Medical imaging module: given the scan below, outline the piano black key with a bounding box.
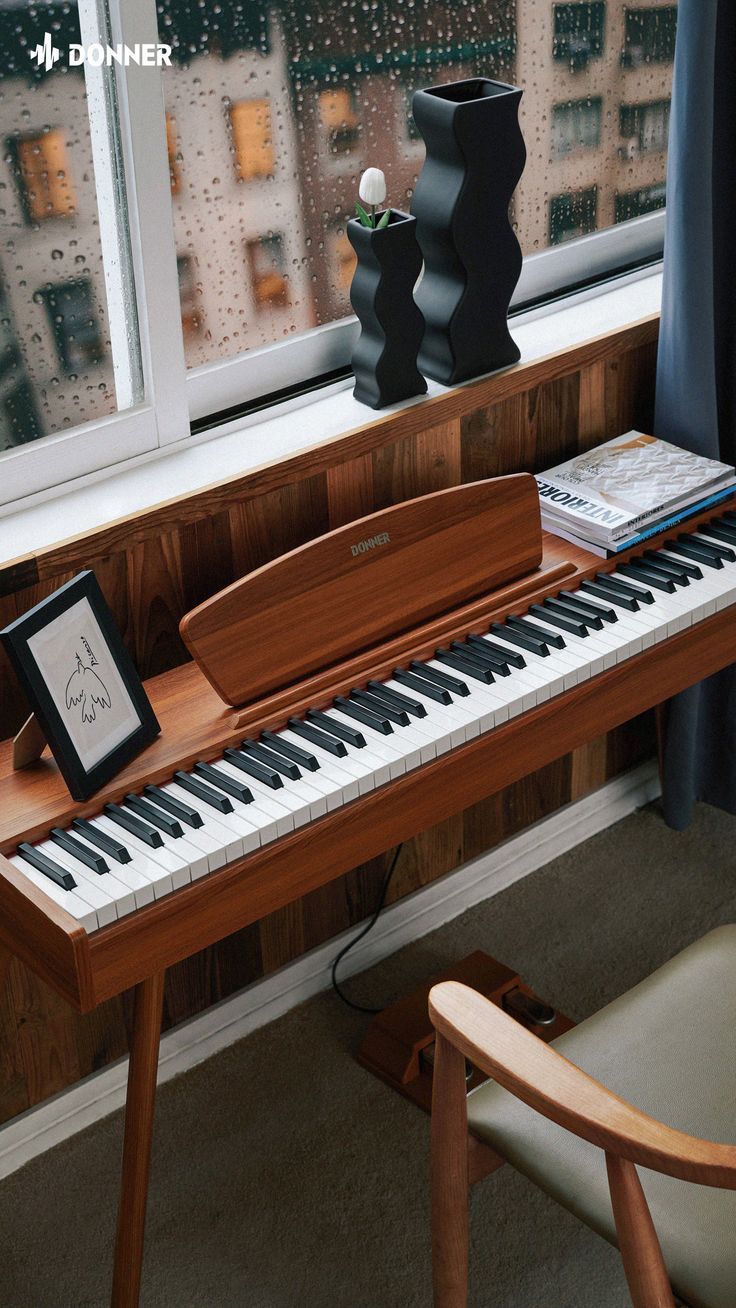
[699,520,736,547]
[491,622,550,656]
[596,573,655,604]
[544,595,603,629]
[17,842,76,891]
[394,667,452,704]
[261,730,320,770]
[288,717,348,758]
[532,603,589,637]
[50,828,108,875]
[241,739,301,781]
[307,709,366,748]
[642,551,695,582]
[689,531,736,562]
[105,803,164,849]
[410,661,470,696]
[435,648,495,684]
[350,689,410,727]
[636,555,689,586]
[664,537,723,569]
[559,590,617,623]
[450,640,511,675]
[367,681,427,718]
[124,793,184,838]
[219,752,279,792]
[467,633,526,668]
[617,561,676,594]
[720,509,736,526]
[174,769,234,813]
[72,817,131,863]
[334,696,393,735]
[145,785,204,828]
[581,578,640,612]
[507,614,565,649]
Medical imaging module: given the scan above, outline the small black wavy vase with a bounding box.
[347,209,427,409]
[411,78,526,385]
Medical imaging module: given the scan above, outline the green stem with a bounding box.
[371,203,376,229]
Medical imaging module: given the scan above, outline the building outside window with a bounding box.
[622,6,677,67]
[177,255,203,338]
[166,115,181,194]
[552,3,606,70]
[552,97,603,157]
[615,180,666,223]
[229,99,275,181]
[9,129,76,224]
[318,87,360,156]
[549,186,598,243]
[619,99,671,153]
[39,279,105,374]
[247,234,289,309]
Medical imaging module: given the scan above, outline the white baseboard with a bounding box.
[0,760,659,1181]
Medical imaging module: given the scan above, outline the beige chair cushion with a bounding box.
[467,926,736,1308]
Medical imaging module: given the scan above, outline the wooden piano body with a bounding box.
[0,472,734,1305]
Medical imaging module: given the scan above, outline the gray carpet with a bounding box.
[1,798,735,1308]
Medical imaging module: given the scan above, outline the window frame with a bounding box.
[0,0,670,507]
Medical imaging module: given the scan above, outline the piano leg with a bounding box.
[111,970,166,1308]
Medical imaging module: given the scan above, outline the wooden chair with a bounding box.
[429,926,736,1308]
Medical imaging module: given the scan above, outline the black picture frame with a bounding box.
[0,570,160,802]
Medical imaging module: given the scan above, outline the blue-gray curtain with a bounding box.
[655,0,736,829]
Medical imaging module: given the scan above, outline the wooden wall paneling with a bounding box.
[371,421,462,509]
[258,899,307,975]
[125,534,188,679]
[213,921,264,1000]
[570,735,610,801]
[578,360,608,450]
[177,510,235,614]
[387,816,465,906]
[460,393,529,482]
[8,960,82,1106]
[326,453,375,527]
[228,474,330,578]
[0,958,29,1122]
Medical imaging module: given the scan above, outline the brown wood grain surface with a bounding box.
[0,324,659,1120]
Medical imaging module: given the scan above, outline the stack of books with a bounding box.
[535,431,736,558]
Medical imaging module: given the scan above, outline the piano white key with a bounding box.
[215,759,303,833]
[164,781,264,852]
[10,854,99,932]
[426,659,511,728]
[138,794,236,872]
[383,679,471,750]
[91,815,177,897]
[279,727,377,795]
[65,829,156,908]
[322,708,401,782]
[37,839,135,921]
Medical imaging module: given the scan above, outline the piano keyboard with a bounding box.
[11,513,736,933]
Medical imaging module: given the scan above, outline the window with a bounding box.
[318,87,360,156]
[553,3,606,69]
[615,181,666,223]
[11,130,76,223]
[550,187,598,243]
[552,98,603,157]
[622,6,677,67]
[619,99,670,153]
[229,99,275,182]
[40,279,104,373]
[247,235,289,309]
[0,0,676,505]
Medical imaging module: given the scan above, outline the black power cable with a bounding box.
[330,844,403,1014]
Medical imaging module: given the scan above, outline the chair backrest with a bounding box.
[428,982,736,1308]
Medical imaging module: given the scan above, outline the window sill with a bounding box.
[0,267,661,571]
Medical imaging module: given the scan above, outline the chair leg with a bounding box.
[431,1032,469,1308]
[606,1153,675,1308]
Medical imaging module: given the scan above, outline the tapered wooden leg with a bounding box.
[111,971,166,1308]
[606,1153,675,1308]
[431,1032,469,1308]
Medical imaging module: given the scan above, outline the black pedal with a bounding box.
[503,987,557,1027]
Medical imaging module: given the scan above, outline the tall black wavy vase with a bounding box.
[348,209,427,409]
[412,78,526,385]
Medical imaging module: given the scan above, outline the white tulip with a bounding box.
[359,167,387,207]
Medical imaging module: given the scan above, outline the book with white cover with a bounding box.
[535,431,736,544]
[541,483,736,558]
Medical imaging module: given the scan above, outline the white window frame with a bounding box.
[0,0,668,507]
